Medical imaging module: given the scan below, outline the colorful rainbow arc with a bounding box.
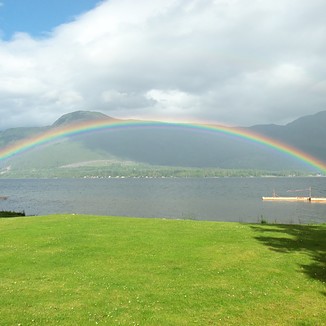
[0,119,325,173]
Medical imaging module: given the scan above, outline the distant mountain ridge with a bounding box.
[0,110,325,172]
[249,111,326,162]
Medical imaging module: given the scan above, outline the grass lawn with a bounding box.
[0,215,325,325]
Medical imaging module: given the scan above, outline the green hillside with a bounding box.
[6,140,114,169]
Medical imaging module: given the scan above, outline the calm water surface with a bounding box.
[1,177,325,224]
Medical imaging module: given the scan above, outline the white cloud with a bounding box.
[101,90,128,103]
[145,89,200,119]
[0,0,326,129]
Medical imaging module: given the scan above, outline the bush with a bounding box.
[0,210,25,218]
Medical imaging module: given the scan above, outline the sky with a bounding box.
[0,0,325,130]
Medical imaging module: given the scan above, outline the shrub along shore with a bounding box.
[0,214,325,325]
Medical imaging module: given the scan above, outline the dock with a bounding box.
[262,187,326,203]
[262,196,326,203]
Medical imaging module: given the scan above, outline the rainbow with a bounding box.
[0,119,325,173]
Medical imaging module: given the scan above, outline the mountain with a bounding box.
[249,111,326,162]
[0,110,325,173]
[52,110,115,127]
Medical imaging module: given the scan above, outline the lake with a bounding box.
[0,177,325,224]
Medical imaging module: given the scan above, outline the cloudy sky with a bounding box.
[0,0,325,129]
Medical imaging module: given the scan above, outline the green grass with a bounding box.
[0,215,325,325]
